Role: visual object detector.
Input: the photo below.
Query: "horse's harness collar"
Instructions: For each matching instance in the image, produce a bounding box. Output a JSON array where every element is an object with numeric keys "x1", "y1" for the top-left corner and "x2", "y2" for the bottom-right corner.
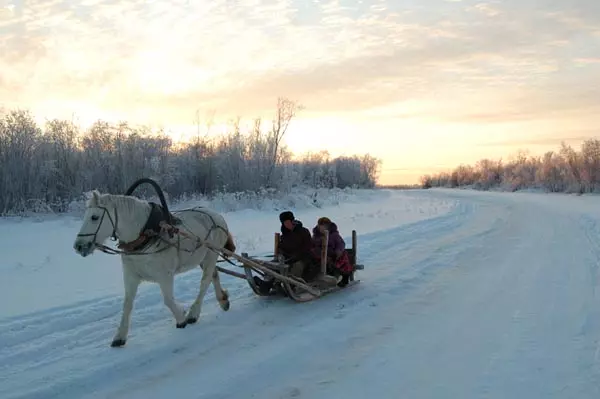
[{"x1": 116, "y1": 202, "x2": 176, "y2": 253}]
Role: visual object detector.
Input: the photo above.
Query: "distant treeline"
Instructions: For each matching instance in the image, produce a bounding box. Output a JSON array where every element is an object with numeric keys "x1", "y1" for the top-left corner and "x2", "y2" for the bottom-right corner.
[
  {"x1": 420, "y1": 138, "x2": 600, "y2": 194},
  {"x1": 377, "y1": 184, "x2": 421, "y2": 189},
  {"x1": 0, "y1": 98, "x2": 381, "y2": 215}
]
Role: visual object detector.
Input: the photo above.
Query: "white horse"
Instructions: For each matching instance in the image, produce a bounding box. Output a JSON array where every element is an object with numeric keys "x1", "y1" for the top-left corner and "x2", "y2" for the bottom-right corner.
[{"x1": 73, "y1": 190, "x2": 236, "y2": 347}]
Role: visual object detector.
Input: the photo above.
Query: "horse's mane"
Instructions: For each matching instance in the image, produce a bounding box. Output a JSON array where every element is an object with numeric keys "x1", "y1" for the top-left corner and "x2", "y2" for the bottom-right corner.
[{"x1": 88, "y1": 191, "x2": 148, "y2": 208}]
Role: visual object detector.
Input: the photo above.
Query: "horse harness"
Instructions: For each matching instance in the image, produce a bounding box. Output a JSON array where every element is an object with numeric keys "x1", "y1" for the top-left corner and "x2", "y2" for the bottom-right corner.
[
  {"x1": 116, "y1": 202, "x2": 181, "y2": 253},
  {"x1": 88, "y1": 203, "x2": 230, "y2": 258}
]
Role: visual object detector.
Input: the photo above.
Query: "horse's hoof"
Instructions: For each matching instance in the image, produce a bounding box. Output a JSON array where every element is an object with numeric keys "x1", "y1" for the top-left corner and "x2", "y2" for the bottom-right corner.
[
  {"x1": 220, "y1": 301, "x2": 230, "y2": 311},
  {"x1": 111, "y1": 339, "x2": 126, "y2": 347},
  {"x1": 186, "y1": 317, "x2": 198, "y2": 324},
  {"x1": 176, "y1": 321, "x2": 187, "y2": 328}
]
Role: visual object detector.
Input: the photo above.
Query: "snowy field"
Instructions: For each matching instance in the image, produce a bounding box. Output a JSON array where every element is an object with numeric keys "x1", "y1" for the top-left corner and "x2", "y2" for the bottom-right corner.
[{"x1": 1, "y1": 188, "x2": 600, "y2": 398}]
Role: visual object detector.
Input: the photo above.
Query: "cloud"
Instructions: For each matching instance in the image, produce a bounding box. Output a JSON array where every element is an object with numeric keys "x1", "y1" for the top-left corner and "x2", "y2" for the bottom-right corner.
[
  {"x1": 468, "y1": 2, "x2": 502, "y2": 17},
  {"x1": 0, "y1": 0, "x2": 598, "y2": 125},
  {"x1": 128, "y1": 0, "x2": 600, "y2": 119}
]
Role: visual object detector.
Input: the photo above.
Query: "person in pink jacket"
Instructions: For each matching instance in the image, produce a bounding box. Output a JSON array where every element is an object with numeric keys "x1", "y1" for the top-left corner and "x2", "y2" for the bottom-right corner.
[{"x1": 311, "y1": 217, "x2": 353, "y2": 287}]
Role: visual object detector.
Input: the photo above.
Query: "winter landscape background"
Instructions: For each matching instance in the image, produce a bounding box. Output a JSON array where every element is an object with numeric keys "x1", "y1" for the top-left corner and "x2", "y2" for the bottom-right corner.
[
  {"x1": 2, "y1": 99, "x2": 600, "y2": 218},
  {"x1": 3, "y1": 0, "x2": 600, "y2": 397},
  {"x1": 0, "y1": 98, "x2": 380, "y2": 216}
]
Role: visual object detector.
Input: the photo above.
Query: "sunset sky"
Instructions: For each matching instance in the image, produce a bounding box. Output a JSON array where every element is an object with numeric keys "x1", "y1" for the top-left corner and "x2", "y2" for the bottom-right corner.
[{"x1": 1, "y1": 0, "x2": 599, "y2": 184}]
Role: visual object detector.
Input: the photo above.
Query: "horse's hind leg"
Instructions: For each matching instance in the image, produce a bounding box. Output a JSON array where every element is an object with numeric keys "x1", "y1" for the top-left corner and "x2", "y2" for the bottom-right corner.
[
  {"x1": 186, "y1": 250, "x2": 220, "y2": 324},
  {"x1": 212, "y1": 267, "x2": 230, "y2": 311}
]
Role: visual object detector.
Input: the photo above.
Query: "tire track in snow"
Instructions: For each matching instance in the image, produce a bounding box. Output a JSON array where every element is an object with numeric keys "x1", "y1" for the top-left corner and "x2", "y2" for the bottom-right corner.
[
  {"x1": 0, "y1": 194, "x2": 473, "y2": 398},
  {"x1": 0, "y1": 196, "x2": 467, "y2": 399},
  {"x1": 576, "y1": 214, "x2": 600, "y2": 370},
  {"x1": 337, "y1": 197, "x2": 507, "y2": 307},
  {"x1": 0, "y1": 264, "x2": 267, "y2": 399},
  {"x1": 0, "y1": 198, "x2": 464, "y2": 352},
  {"x1": 0, "y1": 194, "x2": 458, "y2": 347},
  {"x1": 106, "y1": 193, "x2": 511, "y2": 399},
  {"x1": 270, "y1": 195, "x2": 600, "y2": 399}
]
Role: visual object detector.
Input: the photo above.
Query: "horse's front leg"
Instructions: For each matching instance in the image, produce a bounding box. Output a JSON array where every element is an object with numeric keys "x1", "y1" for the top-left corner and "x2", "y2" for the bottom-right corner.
[
  {"x1": 157, "y1": 274, "x2": 188, "y2": 328},
  {"x1": 186, "y1": 250, "x2": 220, "y2": 324},
  {"x1": 112, "y1": 266, "x2": 141, "y2": 347}
]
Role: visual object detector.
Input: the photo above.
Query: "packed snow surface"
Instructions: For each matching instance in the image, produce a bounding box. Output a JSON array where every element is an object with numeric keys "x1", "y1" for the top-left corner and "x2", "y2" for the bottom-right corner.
[{"x1": 1, "y1": 188, "x2": 600, "y2": 398}]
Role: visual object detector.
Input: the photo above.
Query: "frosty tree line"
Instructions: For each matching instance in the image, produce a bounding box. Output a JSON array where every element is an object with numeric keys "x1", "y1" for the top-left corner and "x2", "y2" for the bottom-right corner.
[
  {"x1": 420, "y1": 139, "x2": 600, "y2": 194},
  {"x1": 0, "y1": 98, "x2": 381, "y2": 215}
]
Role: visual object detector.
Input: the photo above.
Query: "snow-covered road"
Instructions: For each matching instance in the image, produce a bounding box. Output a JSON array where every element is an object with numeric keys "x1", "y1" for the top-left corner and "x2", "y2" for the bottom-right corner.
[{"x1": 2, "y1": 189, "x2": 600, "y2": 398}]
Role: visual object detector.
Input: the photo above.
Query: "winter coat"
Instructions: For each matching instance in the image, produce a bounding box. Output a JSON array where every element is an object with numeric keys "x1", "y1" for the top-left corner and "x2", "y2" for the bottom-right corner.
[
  {"x1": 311, "y1": 222, "x2": 353, "y2": 274},
  {"x1": 278, "y1": 220, "x2": 313, "y2": 263},
  {"x1": 311, "y1": 222, "x2": 345, "y2": 259}
]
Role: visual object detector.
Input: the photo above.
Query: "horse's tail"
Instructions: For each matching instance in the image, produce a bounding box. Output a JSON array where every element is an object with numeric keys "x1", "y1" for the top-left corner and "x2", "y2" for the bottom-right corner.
[{"x1": 224, "y1": 230, "x2": 236, "y2": 253}]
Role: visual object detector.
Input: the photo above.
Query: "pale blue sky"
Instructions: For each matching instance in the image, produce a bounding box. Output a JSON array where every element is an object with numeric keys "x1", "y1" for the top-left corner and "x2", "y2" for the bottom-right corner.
[{"x1": 1, "y1": 0, "x2": 599, "y2": 183}]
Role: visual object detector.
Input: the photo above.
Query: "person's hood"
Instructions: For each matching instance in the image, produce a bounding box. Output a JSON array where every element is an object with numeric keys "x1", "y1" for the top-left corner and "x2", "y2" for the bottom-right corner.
[{"x1": 312, "y1": 222, "x2": 339, "y2": 236}]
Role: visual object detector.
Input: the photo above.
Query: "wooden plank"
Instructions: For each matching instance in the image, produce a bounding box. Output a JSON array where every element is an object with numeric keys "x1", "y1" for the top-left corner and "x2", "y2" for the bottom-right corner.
[
  {"x1": 244, "y1": 257, "x2": 289, "y2": 271},
  {"x1": 274, "y1": 232, "x2": 280, "y2": 257},
  {"x1": 321, "y1": 229, "x2": 329, "y2": 275},
  {"x1": 352, "y1": 229, "x2": 357, "y2": 265},
  {"x1": 216, "y1": 266, "x2": 247, "y2": 279},
  {"x1": 207, "y1": 242, "x2": 322, "y2": 297}
]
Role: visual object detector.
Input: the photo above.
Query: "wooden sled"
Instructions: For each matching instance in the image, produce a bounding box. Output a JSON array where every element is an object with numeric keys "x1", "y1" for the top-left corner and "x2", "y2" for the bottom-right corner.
[{"x1": 216, "y1": 229, "x2": 364, "y2": 302}]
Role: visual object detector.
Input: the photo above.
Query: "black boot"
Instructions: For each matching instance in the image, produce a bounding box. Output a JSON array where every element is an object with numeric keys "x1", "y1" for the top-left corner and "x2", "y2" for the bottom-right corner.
[
  {"x1": 254, "y1": 276, "x2": 274, "y2": 294},
  {"x1": 337, "y1": 273, "x2": 350, "y2": 287}
]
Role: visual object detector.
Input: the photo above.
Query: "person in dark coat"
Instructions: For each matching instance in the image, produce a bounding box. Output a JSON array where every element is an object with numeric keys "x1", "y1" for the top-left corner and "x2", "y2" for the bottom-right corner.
[
  {"x1": 253, "y1": 211, "x2": 317, "y2": 294},
  {"x1": 277, "y1": 210, "x2": 313, "y2": 265},
  {"x1": 311, "y1": 216, "x2": 353, "y2": 287}
]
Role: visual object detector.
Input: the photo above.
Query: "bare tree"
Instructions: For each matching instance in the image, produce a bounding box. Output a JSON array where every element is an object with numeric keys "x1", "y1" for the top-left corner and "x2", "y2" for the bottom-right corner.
[
  {"x1": 265, "y1": 97, "x2": 303, "y2": 187},
  {"x1": 536, "y1": 151, "x2": 568, "y2": 192},
  {"x1": 579, "y1": 139, "x2": 600, "y2": 192}
]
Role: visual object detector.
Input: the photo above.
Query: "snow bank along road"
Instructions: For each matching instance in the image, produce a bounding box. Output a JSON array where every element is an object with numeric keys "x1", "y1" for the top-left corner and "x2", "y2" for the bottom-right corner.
[{"x1": 1, "y1": 188, "x2": 600, "y2": 398}]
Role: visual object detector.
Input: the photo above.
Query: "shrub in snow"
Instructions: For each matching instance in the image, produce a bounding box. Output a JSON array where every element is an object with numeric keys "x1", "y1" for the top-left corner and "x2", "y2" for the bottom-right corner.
[{"x1": 420, "y1": 140, "x2": 600, "y2": 195}]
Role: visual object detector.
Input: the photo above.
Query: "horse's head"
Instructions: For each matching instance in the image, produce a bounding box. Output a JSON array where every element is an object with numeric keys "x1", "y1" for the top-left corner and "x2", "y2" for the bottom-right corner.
[{"x1": 73, "y1": 190, "x2": 119, "y2": 257}]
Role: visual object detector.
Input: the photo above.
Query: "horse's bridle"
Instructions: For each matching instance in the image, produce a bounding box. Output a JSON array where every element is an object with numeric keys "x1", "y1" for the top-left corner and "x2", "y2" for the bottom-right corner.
[{"x1": 76, "y1": 205, "x2": 119, "y2": 247}]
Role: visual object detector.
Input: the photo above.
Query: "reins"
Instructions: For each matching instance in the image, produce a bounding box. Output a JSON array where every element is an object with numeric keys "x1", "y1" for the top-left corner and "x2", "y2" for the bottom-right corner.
[
  {"x1": 93, "y1": 209, "x2": 236, "y2": 268},
  {"x1": 95, "y1": 220, "x2": 200, "y2": 256}
]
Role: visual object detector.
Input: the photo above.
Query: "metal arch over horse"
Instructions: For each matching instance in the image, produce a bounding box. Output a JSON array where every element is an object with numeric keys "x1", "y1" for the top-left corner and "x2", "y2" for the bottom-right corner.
[{"x1": 73, "y1": 178, "x2": 237, "y2": 348}]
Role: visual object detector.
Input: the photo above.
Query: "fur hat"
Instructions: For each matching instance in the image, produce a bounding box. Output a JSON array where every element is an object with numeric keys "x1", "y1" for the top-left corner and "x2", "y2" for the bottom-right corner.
[
  {"x1": 317, "y1": 216, "x2": 332, "y2": 225},
  {"x1": 279, "y1": 211, "x2": 295, "y2": 223}
]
